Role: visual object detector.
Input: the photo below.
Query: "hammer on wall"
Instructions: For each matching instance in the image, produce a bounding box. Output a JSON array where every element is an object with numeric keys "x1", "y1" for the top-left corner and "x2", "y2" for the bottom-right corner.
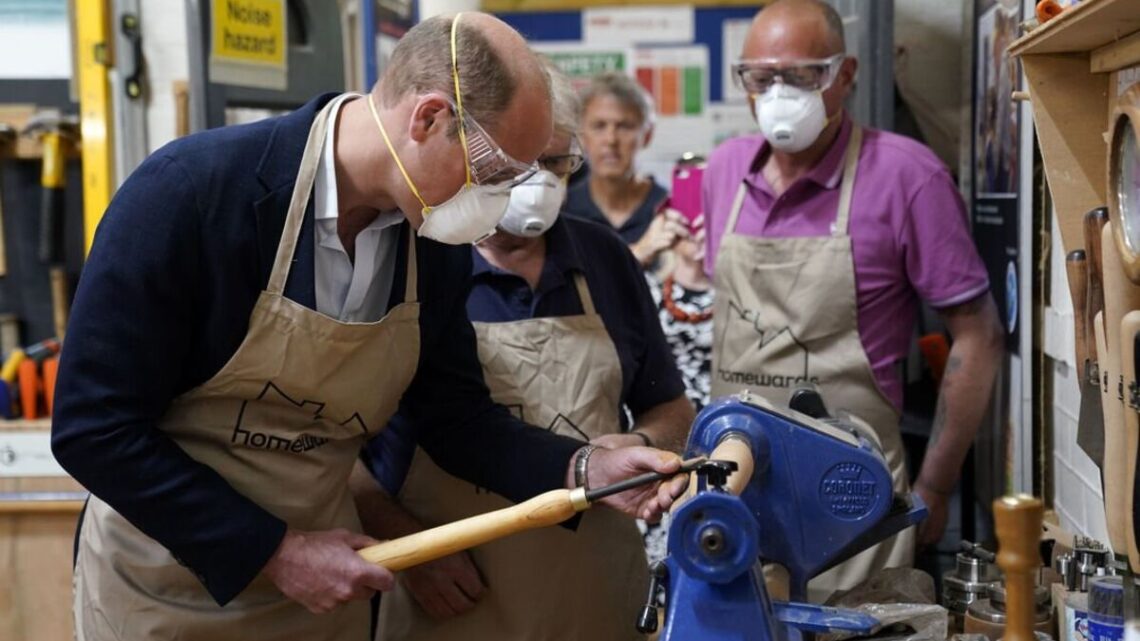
[
  {"x1": 23, "y1": 113, "x2": 78, "y2": 340},
  {"x1": 0, "y1": 123, "x2": 15, "y2": 277}
]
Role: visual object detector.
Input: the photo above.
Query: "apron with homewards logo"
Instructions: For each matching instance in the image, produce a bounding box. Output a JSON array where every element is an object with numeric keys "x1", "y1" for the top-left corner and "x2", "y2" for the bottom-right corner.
[
  {"x1": 378, "y1": 273, "x2": 647, "y2": 641},
  {"x1": 73, "y1": 94, "x2": 422, "y2": 641},
  {"x1": 710, "y1": 126, "x2": 914, "y2": 601}
]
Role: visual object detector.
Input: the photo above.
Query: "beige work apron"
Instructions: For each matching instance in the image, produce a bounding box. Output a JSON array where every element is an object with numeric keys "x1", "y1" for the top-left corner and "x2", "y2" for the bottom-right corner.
[
  {"x1": 377, "y1": 273, "x2": 647, "y2": 641},
  {"x1": 73, "y1": 94, "x2": 422, "y2": 641},
  {"x1": 710, "y1": 126, "x2": 914, "y2": 602}
]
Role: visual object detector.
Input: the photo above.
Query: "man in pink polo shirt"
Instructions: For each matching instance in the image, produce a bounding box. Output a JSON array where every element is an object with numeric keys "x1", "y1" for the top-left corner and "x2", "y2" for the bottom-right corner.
[{"x1": 704, "y1": 0, "x2": 1003, "y2": 599}]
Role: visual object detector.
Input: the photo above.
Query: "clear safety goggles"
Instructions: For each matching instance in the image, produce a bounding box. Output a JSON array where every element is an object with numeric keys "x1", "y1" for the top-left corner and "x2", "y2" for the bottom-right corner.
[
  {"x1": 446, "y1": 96, "x2": 540, "y2": 191},
  {"x1": 537, "y1": 136, "x2": 584, "y2": 178},
  {"x1": 732, "y1": 54, "x2": 846, "y2": 94}
]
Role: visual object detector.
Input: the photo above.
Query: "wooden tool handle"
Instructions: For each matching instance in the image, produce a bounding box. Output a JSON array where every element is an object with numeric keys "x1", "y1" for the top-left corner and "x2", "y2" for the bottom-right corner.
[
  {"x1": 1067, "y1": 250, "x2": 1089, "y2": 368},
  {"x1": 1087, "y1": 208, "x2": 1109, "y2": 332},
  {"x1": 1121, "y1": 311, "x2": 1140, "y2": 571},
  {"x1": 357, "y1": 488, "x2": 586, "y2": 571},
  {"x1": 1095, "y1": 309, "x2": 1127, "y2": 553},
  {"x1": 994, "y1": 494, "x2": 1044, "y2": 641},
  {"x1": 1101, "y1": 222, "x2": 1140, "y2": 554}
]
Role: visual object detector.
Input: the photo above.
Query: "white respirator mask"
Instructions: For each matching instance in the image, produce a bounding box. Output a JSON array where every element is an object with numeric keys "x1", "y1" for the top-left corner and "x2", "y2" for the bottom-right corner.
[
  {"x1": 753, "y1": 83, "x2": 828, "y2": 154},
  {"x1": 497, "y1": 170, "x2": 566, "y2": 238},
  {"x1": 416, "y1": 184, "x2": 511, "y2": 245}
]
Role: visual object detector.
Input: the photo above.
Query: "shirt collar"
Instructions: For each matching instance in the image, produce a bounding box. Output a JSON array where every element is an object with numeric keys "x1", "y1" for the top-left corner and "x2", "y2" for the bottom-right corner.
[
  {"x1": 744, "y1": 113, "x2": 853, "y2": 192},
  {"x1": 314, "y1": 98, "x2": 403, "y2": 247},
  {"x1": 471, "y1": 217, "x2": 584, "y2": 282}
]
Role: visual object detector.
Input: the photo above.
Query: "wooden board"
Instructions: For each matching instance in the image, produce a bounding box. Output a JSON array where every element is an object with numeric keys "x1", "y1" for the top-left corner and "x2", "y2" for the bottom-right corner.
[
  {"x1": 1023, "y1": 54, "x2": 1110, "y2": 256},
  {"x1": 1093, "y1": 30, "x2": 1140, "y2": 73},
  {"x1": 0, "y1": 418, "x2": 83, "y2": 641},
  {"x1": 1120, "y1": 310, "x2": 1140, "y2": 570},
  {"x1": 1009, "y1": 0, "x2": 1140, "y2": 58}
]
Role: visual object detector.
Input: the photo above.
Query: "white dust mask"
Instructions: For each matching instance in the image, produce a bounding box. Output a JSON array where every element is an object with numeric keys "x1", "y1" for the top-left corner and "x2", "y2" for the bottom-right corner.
[
  {"x1": 366, "y1": 93, "x2": 509, "y2": 245},
  {"x1": 498, "y1": 170, "x2": 565, "y2": 237},
  {"x1": 416, "y1": 184, "x2": 510, "y2": 245},
  {"x1": 754, "y1": 83, "x2": 828, "y2": 153}
]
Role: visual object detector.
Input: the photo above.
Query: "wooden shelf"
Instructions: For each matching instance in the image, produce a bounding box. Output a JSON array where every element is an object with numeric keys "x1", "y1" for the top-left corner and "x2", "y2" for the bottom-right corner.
[{"x1": 1010, "y1": 0, "x2": 1140, "y2": 58}]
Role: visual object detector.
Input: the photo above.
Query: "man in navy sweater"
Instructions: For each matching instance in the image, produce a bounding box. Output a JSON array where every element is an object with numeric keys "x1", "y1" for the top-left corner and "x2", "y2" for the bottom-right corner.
[{"x1": 52, "y1": 12, "x2": 685, "y2": 641}]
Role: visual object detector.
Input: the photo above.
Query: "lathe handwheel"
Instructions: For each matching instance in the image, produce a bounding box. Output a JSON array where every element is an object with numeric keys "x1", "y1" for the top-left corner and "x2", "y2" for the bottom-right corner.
[{"x1": 668, "y1": 492, "x2": 758, "y2": 584}]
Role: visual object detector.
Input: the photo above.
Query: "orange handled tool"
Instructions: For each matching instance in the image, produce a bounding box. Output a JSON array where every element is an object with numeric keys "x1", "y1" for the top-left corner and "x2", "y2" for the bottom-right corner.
[
  {"x1": 17, "y1": 358, "x2": 39, "y2": 419},
  {"x1": 42, "y1": 356, "x2": 58, "y2": 415}
]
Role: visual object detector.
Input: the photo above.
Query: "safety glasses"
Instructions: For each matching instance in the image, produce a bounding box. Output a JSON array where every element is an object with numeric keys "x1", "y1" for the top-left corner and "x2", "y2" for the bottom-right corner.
[
  {"x1": 444, "y1": 97, "x2": 539, "y2": 191},
  {"x1": 732, "y1": 54, "x2": 846, "y2": 94},
  {"x1": 446, "y1": 14, "x2": 537, "y2": 192},
  {"x1": 538, "y1": 137, "x2": 584, "y2": 178}
]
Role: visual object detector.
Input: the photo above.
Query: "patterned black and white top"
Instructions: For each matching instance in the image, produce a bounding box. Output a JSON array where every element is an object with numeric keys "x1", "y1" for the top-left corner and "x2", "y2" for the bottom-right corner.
[
  {"x1": 645, "y1": 272, "x2": 714, "y2": 411},
  {"x1": 640, "y1": 272, "x2": 714, "y2": 565}
]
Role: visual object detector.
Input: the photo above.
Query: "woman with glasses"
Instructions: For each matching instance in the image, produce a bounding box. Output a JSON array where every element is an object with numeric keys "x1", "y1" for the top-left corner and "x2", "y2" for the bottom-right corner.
[
  {"x1": 360, "y1": 60, "x2": 694, "y2": 641},
  {"x1": 565, "y1": 72, "x2": 691, "y2": 269}
]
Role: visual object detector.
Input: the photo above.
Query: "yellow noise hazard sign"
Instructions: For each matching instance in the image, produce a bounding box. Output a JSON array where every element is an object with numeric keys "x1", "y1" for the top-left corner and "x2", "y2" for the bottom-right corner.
[{"x1": 212, "y1": 0, "x2": 285, "y2": 67}]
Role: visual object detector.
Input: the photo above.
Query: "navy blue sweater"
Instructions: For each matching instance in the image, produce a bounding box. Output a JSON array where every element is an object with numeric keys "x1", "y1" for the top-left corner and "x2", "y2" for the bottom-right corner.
[{"x1": 52, "y1": 94, "x2": 582, "y2": 606}]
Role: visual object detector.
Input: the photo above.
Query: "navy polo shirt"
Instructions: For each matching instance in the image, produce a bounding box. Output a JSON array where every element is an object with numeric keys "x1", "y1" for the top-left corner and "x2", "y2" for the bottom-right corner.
[
  {"x1": 371, "y1": 215, "x2": 686, "y2": 494},
  {"x1": 562, "y1": 176, "x2": 669, "y2": 245}
]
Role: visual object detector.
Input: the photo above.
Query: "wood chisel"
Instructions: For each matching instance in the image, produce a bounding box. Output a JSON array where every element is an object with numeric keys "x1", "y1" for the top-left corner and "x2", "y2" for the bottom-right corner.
[
  {"x1": 1121, "y1": 310, "x2": 1140, "y2": 571},
  {"x1": 359, "y1": 457, "x2": 711, "y2": 572},
  {"x1": 1099, "y1": 220, "x2": 1140, "y2": 556},
  {"x1": 1068, "y1": 249, "x2": 1089, "y2": 384},
  {"x1": 1079, "y1": 208, "x2": 1109, "y2": 468}
]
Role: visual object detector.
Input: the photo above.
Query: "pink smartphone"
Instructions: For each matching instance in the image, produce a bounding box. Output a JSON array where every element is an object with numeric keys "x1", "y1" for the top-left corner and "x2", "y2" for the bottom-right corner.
[{"x1": 671, "y1": 159, "x2": 705, "y2": 229}]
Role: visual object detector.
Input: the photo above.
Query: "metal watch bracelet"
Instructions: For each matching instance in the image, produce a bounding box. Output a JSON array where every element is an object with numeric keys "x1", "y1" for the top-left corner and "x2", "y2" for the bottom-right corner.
[{"x1": 574, "y1": 444, "x2": 599, "y2": 490}]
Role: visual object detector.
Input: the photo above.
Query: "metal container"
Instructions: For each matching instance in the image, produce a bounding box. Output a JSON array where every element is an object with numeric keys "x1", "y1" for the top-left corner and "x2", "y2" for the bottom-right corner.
[
  {"x1": 963, "y1": 582, "x2": 1053, "y2": 641},
  {"x1": 944, "y1": 551, "x2": 1002, "y2": 631}
]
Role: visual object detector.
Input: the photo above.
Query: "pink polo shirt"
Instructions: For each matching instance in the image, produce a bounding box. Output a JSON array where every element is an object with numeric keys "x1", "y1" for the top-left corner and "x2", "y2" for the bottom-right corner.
[{"x1": 702, "y1": 116, "x2": 989, "y2": 410}]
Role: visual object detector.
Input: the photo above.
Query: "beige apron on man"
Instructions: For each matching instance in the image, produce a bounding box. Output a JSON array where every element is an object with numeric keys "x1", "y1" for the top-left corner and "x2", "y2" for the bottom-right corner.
[
  {"x1": 73, "y1": 94, "x2": 422, "y2": 641},
  {"x1": 378, "y1": 273, "x2": 647, "y2": 641},
  {"x1": 710, "y1": 126, "x2": 915, "y2": 602}
]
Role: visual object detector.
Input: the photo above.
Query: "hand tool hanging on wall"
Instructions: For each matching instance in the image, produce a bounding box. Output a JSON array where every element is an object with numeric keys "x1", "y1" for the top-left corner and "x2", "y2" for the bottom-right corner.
[
  {"x1": 23, "y1": 114, "x2": 78, "y2": 341},
  {"x1": 1121, "y1": 310, "x2": 1140, "y2": 572},
  {"x1": 1098, "y1": 220, "x2": 1140, "y2": 558},
  {"x1": 1079, "y1": 208, "x2": 1109, "y2": 468},
  {"x1": 358, "y1": 458, "x2": 708, "y2": 571},
  {"x1": 0, "y1": 123, "x2": 14, "y2": 278},
  {"x1": 1067, "y1": 250, "x2": 1088, "y2": 383}
]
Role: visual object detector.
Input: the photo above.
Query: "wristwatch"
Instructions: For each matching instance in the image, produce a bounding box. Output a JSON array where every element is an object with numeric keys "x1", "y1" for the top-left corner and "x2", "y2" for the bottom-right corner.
[{"x1": 573, "y1": 445, "x2": 599, "y2": 490}]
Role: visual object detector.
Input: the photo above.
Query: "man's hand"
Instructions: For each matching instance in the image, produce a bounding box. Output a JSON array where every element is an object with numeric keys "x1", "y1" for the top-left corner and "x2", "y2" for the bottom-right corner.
[
  {"x1": 400, "y1": 550, "x2": 487, "y2": 619},
  {"x1": 632, "y1": 209, "x2": 689, "y2": 267},
  {"x1": 575, "y1": 446, "x2": 687, "y2": 522},
  {"x1": 914, "y1": 482, "x2": 951, "y2": 547},
  {"x1": 262, "y1": 528, "x2": 394, "y2": 614}
]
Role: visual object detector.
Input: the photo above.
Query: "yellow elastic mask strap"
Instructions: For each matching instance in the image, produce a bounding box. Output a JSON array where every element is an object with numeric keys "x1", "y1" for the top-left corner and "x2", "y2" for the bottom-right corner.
[
  {"x1": 451, "y1": 12, "x2": 473, "y2": 186},
  {"x1": 367, "y1": 93, "x2": 432, "y2": 216}
]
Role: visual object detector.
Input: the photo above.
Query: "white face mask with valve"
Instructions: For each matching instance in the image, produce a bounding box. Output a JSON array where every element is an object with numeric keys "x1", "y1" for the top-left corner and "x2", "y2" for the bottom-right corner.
[
  {"x1": 497, "y1": 170, "x2": 566, "y2": 238},
  {"x1": 753, "y1": 83, "x2": 828, "y2": 154}
]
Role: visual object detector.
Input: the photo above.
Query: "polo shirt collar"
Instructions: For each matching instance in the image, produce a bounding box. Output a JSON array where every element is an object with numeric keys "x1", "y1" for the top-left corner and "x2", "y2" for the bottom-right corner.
[
  {"x1": 471, "y1": 217, "x2": 584, "y2": 284},
  {"x1": 743, "y1": 113, "x2": 853, "y2": 192}
]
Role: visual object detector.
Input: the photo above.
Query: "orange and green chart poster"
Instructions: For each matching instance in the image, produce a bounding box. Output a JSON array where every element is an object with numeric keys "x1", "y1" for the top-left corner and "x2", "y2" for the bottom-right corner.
[{"x1": 632, "y1": 45, "x2": 711, "y2": 163}]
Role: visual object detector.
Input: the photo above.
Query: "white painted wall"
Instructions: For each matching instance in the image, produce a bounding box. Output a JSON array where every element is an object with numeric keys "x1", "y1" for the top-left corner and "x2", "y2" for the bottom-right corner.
[
  {"x1": 894, "y1": 0, "x2": 967, "y2": 169},
  {"x1": 140, "y1": 0, "x2": 191, "y2": 154}
]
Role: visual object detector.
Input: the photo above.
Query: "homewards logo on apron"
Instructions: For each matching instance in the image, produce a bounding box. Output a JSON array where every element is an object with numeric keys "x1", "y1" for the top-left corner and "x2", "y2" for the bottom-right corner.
[
  {"x1": 716, "y1": 298, "x2": 820, "y2": 390},
  {"x1": 501, "y1": 403, "x2": 589, "y2": 441},
  {"x1": 230, "y1": 380, "x2": 370, "y2": 454}
]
